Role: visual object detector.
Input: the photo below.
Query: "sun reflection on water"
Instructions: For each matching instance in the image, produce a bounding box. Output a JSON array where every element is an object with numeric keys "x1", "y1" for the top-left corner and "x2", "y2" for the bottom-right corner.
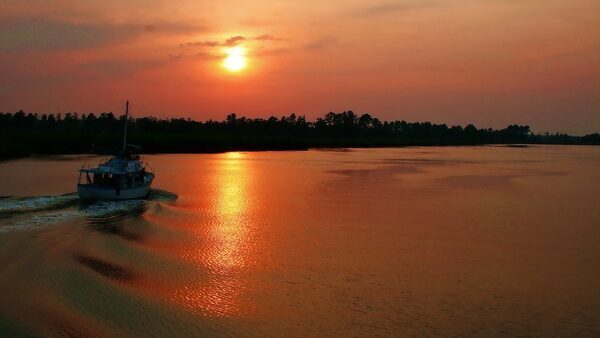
[
  {"x1": 212, "y1": 152, "x2": 251, "y2": 270},
  {"x1": 175, "y1": 151, "x2": 258, "y2": 317}
]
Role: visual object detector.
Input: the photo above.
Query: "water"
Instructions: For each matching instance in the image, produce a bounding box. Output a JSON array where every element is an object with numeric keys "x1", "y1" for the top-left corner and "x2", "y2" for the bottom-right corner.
[{"x1": 0, "y1": 146, "x2": 599, "y2": 336}]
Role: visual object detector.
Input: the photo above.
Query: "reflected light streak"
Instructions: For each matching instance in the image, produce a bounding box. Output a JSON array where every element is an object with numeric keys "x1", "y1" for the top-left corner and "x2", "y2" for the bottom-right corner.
[
  {"x1": 213, "y1": 152, "x2": 249, "y2": 270},
  {"x1": 177, "y1": 151, "x2": 256, "y2": 317}
]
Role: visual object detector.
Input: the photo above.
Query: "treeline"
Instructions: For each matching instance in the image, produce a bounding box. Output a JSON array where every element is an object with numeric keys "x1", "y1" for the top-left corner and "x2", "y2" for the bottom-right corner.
[{"x1": 1, "y1": 110, "x2": 598, "y2": 159}]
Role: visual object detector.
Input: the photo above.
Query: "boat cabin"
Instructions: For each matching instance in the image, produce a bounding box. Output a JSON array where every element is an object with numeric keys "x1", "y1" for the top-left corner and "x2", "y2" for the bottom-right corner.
[{"x1": 78, "y1": 157, "x2": 150, "y2": 193}]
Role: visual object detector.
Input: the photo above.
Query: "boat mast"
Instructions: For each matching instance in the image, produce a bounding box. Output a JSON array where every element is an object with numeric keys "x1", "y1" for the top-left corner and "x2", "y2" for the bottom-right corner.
[{"x1": 122, "y1": 100, "x2": 129, "y2": 153}]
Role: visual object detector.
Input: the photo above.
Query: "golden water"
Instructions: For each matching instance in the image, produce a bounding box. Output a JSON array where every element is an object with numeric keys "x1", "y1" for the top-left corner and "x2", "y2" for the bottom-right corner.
[{"x1": 0, "y1": 146, "x2": 599, "y2": 336}]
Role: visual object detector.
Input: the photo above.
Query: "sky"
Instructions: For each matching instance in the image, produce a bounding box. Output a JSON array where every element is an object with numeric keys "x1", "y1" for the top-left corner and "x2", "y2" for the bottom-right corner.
[{"x1": 0, "y1": 0, "x2": 599, "y2": 134}]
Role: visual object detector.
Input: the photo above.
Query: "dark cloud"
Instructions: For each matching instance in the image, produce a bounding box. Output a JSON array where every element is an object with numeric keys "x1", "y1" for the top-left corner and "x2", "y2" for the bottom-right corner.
[
  {"x1": 182, "y1": 34, "x2": 285, "y2": 48},
  {"x1": 224, "y1": 35, "x2": 246, "y2": 46},
  {"x1": 183, "y1": 40, "x2": 220, "y2": 47},
  {"x1": 195, "y1": 52, "x2": 222, "y2": 60},
  {"x1": 188, "y1": 35, "x2": 245, "y2": 48},
  {"x1": 167, "y1": 51, "x2": 221, "y2": 62},
  {"x1": 254, "y1": 34, "x2": 286, "y2": 41},
  {"x1": 182, "y1": 37, "x2": 239, "y2": 48},
  {"x1": 175, "y1": 34, "x2": 289, "y2": 61}
]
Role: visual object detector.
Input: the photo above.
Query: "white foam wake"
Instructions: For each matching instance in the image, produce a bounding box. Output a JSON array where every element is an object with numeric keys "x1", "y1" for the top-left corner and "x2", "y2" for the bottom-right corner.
[
  {"x1": 0, "y1": 189, "x2": 176, "y2": 233},
  {"x1": 0, "y1": 195, "x2": 78, "y2": 215}
]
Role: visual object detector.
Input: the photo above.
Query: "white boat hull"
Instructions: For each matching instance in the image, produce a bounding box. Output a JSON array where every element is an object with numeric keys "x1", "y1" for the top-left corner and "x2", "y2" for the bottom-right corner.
[{"x1": 78, "y1": 174, "x2": 154, "y2": 201}]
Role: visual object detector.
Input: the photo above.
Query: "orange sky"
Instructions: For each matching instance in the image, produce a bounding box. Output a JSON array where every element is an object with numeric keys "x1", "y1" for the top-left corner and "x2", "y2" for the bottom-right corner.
[{"x1": 0, "y1": 0, "x2": 599, "y2": 134}]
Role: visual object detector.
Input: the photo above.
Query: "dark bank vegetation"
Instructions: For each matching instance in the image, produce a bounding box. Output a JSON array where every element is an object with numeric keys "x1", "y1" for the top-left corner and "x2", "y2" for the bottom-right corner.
[{"x1": 1, "y1": 110, "x2": 598, "y2": 159}]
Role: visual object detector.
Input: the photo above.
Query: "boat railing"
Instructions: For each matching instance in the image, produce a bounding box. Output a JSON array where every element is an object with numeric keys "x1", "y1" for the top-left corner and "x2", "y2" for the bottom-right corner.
[{"x1": 142, "y1": 162, "x2": 154, "y2": 174}]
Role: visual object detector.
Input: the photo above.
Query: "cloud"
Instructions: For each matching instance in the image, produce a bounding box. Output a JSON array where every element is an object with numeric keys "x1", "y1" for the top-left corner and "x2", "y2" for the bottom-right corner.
[
  {"x1": 183, "y1": 40, "x2": 220, "y2": 47},
  {"x1": 167, "y1": 51, "x2": 222, "y2": 62},
  {"x1": 174, "y1": 34, "x2": 289, "y2": 62},
  {"x1": 0, "y1": 18, "x2": 142, "y2": 52},
  {"x1": 182, "y1": 34, "x2": 285, "y2": 48},
  {"x1": 254, "y1": 34, "x2": 286, "y2": 41},
  {"x1": 304, "y1": 37, "x2": 339, "y2": 50},
  {"x1": 182, "y1": 37, "x2": 242, "y2": 48},
  {"x1": 195, "y1": 52, "x2": 222, "y2": 60},
  {"x1": 224, "y1": 35, "x2": 246, "y2": 46}
]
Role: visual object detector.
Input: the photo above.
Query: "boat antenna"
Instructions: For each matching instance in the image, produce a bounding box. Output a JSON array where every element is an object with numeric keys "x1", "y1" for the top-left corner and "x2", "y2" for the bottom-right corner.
[{"x1": 122, "y1": 100, "x2": 129, "y2": 153}]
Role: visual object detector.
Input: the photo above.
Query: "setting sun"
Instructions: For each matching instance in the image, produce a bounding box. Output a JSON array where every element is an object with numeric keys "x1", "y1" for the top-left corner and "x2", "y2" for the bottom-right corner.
[{"x1": 223, "y1": 47, "x2": 247, "y2": 72}]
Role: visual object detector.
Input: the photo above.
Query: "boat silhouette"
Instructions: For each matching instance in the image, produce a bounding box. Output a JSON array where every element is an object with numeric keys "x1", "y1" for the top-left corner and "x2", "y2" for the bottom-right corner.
[{"x1": 77, "y1": 101, "x2": 154, "y2": 200}]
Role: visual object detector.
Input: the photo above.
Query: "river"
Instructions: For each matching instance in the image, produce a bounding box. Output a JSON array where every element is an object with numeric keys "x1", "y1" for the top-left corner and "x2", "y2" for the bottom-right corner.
[{"x1": 0, "y1": 146, "x2": 599, "y2": 336}]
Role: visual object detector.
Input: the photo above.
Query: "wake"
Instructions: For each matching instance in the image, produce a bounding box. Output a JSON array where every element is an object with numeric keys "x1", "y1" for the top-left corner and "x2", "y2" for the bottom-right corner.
[{"x1": 0, "y1": 189, "x2": 177, "y2": 233}]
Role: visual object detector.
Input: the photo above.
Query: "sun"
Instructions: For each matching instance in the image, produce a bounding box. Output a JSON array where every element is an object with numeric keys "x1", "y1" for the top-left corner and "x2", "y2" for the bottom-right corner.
[{"x1": 223, "y1": 47, "x2": 247, "y2": 72}]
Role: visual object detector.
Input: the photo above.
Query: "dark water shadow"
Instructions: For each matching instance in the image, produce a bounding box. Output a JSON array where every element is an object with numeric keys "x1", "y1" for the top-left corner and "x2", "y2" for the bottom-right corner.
[
  {"x1": 322, "y1": 165, "x2": 424, "y2": 200},
  {"x1": 75, "y1": 254, "x2": 136, "y2": 282},
  {"x1": 513, "y1": 168, "x2": 567, "y2": 177},
  {"x1": 328, "y1": 164, "x2": 422, "y2": 177},
  {"x1": 436, "y1": 174, "x2": 518, "y2": 189},
  {"x1": 88, "y1": 221, "x2": 148, "y2": 243},
  {"x1": 435, "y1": 168, "x2": 566, "y2": 190},
  {"x1": 382, "y1": 158, "x2": 476, "y2": 165}
]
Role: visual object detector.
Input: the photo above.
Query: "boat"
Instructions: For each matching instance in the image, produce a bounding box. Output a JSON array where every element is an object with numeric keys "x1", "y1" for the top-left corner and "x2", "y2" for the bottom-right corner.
[{"x1": 77, "y1": 101, "x2": 155, "y2": 200}]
